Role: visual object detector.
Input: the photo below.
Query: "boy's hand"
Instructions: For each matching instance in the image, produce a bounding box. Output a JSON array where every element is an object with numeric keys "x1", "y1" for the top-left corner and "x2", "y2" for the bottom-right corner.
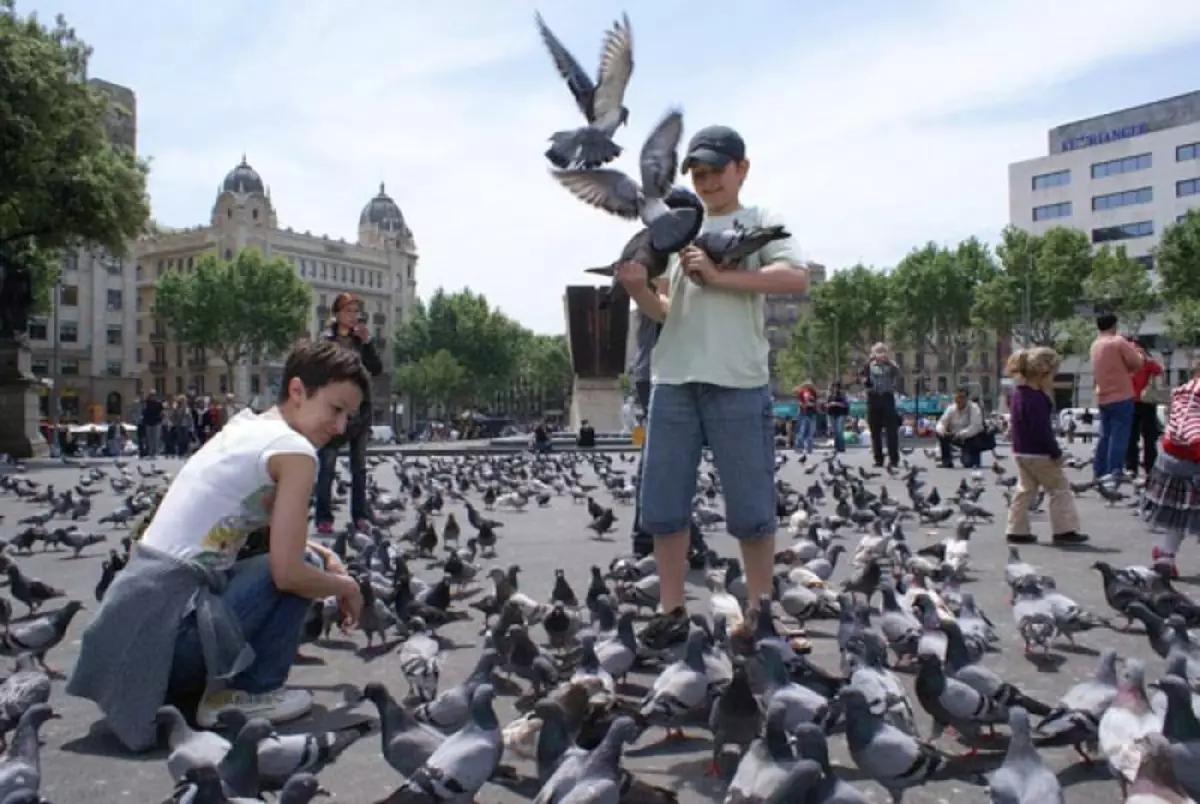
[
  {"x1": 681, "y1": 246, "x2": 720, "y2": 285},
  {"x1": 616, "y1": 260, "x2": 648, "y2": 292},
  {"x1": 337, "y1": 576, "x2": 363, "y2": 629}
]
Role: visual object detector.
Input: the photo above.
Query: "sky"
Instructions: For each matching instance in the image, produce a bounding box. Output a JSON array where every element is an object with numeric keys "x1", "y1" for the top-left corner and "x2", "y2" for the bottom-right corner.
[{"x1": 19, "y1": 0, "x2": 1200, "y2": 334}]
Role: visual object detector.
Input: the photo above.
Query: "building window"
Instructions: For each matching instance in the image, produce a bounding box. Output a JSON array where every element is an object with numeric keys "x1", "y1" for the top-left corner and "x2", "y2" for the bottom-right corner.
[
  {"x1": 60, "y1": 284, "x2": 79, "y2": 306},
  {"x1": 155, "y1": 378, "x2": 166, "y2": 397},
  {"x1": 1137, "y1": 255, "x2": 1155, "y2": 271},
  {"x1": 1092, "y1": 220, "x2": 1154, "y2": 243},
  {"x1": 1032, "y1": 201, "x2": 1072, "y2": 221},
  {"x1": 175, "y1": 376, "x2": 184, "y2": 395},
  {"x1": 1178, "y1": 178, "x2": 1200, "y2": 198},
  {"x1": 1031, "y1": 170, "x2": 1070, "y2": 190},
  {"x1": 106, "y1": 289, "x2": 123, "y2": 310},
  {"x1": 106, "y1": 326, "x2": 122, "y2": 346},
  {"x1": 1092, "y1": 186, "x2": 1153, "y2": 211},
  {"x1": 1091, "y1": 152, "x2": 1152, "y2": 179},
  {"x1": 31, "y1": 359, "x2": 48, "y2": 376},
  {"x1": 106, "y1": 257, "x2": 122, "y2": 275},
  {"x1": 106, "y1": 360, "x2": 122, "y2": 377},
  {"x1": 28, "y1": 318, "x2": 47, "y2": 340},
  {"x1": 136, "y1": 347, "x2": 142, "y2": 362},
  {"x1": 59, "y1": 322, "x2": 78, "y2": 342},
  {"x1": 224, "y1": 248, "x2": 233, "y2": 260},
  {"x1": 1178, "y1": 142, "x2": 1200, "y2": 162},
  {"x1": 250, "y1": 375, "x2": 261, "y2": 395},
  {"x1": 61, "y1": 360, "x2": 79, "y2": 376}
]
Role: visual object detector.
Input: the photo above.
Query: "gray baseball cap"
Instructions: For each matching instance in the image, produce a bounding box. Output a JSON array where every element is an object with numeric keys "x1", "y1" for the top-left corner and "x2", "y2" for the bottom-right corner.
[{"x1": 681, "y1": 125, "x2": 746, "y2": 173}]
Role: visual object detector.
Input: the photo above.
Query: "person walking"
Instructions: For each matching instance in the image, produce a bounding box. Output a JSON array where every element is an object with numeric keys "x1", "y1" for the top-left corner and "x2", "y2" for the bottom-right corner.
[
  {"x1": 792, "y1": 380, "x2": 818, "y2": 453},
  {"x1": 1125, "y1": 337, "x2": 1164, "y2": 478},
  {"x1": 141, "y1": 390, "x2": 164, "y2": 459},
  {"x1": 314, "y1": 293, "x2": 383, "y2": 533},
  {"x1": 1004, "y1": 347, "x2": 1088, "y2": 546},
  {"x1": 826, "y1": 381, "x2": 849, "y2": 453},
  {"x1": 1143, "y1": 361, "x2": 1200, "y2": 578},
  {"x1": 168, "y1": 396, "x2": 195, "y2": 457},
  {"x1": 1089, "y1": 313, "x2": 1143, "y2": 479},
  {"x1": 861, "y1": 343, "x2": 902, "y2": 468}
]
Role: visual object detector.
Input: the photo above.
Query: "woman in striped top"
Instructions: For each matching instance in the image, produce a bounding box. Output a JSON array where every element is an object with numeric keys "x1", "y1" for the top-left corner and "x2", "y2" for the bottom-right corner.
[{"x1": 1143, "y1": 369, "x2": 1200, "y2": 577}]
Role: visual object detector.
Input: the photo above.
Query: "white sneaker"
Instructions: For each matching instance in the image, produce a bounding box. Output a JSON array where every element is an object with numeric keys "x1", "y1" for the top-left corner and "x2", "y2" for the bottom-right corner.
[{"x1": 195, "y1": 688, "x2": 313, "y2": 728}]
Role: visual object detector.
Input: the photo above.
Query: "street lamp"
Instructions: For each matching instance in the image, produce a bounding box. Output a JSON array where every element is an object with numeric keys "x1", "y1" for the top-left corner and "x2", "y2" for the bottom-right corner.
[
  {"x1": 1161, "y1": 339, "x2": 1175, "y2": 391},
  {"x1": 831, "y1": 312, "x2": 841, "y2": 382}
]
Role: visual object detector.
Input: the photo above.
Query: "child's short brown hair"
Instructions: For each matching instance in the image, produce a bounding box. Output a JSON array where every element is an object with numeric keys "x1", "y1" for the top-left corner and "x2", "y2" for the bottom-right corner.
[
  {"x1": 1006, "y1": 346, "x2": 1060, "y2": 382},
  {"x1": 277, "y1": 339, "x2": 370, "y2": 403}
]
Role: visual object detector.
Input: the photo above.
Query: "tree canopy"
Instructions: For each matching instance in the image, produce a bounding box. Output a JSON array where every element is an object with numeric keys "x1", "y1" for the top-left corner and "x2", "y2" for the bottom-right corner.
[
  {"x1": 154, "y1": 248, "x2": 312, "y2": 373},
  {"x1": 0, "y1": 0, "x2": 149, "y2": 313},
  {"x1": 1082, "y1": 245, "x2": 1156, "y2": 334},
  {"x1": 393, "y1": 288, "x2": 571, "y2": 416}
]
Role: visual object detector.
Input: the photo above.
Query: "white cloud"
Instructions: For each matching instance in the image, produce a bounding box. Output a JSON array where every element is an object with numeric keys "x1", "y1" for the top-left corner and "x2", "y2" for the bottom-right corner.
[{"x1": 38, "y1": 0, "x2": 1200, "y2": 332}]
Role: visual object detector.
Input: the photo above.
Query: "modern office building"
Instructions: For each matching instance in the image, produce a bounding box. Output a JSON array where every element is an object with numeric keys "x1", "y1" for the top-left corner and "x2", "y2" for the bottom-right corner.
[
  {"x1": 134, "y1": 159, "x2": 419, "y2": 422},
  {"x1": 26, "y1": 79, "x2": 141, "y2": 424},
  {"x1": 1009, "y1": 90, "x2": 1200, "y2": 405}
]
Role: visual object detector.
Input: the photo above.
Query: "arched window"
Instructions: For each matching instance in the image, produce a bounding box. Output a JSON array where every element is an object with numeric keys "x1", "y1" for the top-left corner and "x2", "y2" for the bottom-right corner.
[{"x1": 106, "y1": 392, "x2": 123, "y2": 416}]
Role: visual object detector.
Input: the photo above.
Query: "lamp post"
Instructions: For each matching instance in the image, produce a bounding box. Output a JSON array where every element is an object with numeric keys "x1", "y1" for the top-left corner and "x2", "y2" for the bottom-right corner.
[
  {"x1": 831, "y1": 312, "x2": 840, "y2": 382},
  {"x1": 1161, "y1": 340, "x2": 1175, "y2": 391}
]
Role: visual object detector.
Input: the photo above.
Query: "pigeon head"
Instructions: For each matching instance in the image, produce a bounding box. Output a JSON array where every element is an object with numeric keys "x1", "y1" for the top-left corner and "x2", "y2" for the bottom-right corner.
[
  {"x1": 214, "y1": 707, "x2": 248, "y2": 735},
  {"x1": 1150, "y1": 673, "x2": 1192, "y2": 703},
  {"x1": 361, "y1": 682, "x2": 390, "y2": 707},
  {"x1": 607, "y1": 716, "x2": 638, "y2": 744},
  {"x1": 283, "y1": 773, "x2": 329, "y2": 800},
  {"x1": 792, "y1": 722, "x2": 831, "y2": 770}
]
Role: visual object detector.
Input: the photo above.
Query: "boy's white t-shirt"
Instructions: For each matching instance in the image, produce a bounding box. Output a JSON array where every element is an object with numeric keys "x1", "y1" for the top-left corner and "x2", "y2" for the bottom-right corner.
[{"x1": 141, "y1": 409, "x2": 317, "y2": 570}]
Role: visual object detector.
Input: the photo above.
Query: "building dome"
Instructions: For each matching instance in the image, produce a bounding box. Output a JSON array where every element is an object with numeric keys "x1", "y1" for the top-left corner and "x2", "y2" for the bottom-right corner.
[
  {"x1": 359, "y1": 182, "x2": 406, "y2": 232},
  {"x1": 222, "y1": 156, "x2": 265, "y2": 195}
]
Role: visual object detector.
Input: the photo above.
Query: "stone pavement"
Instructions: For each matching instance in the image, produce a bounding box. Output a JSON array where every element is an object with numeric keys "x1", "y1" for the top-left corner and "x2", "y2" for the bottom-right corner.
[{"x1": 1, "y1": 444, "x2": 1163, "y2": 802}]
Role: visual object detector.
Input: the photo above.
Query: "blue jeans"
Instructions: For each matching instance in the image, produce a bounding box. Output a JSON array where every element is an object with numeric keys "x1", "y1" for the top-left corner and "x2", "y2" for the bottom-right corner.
[
  {"x1": 793, "y1": 414, "x2": 815, "y2": 452},
  {"x1": 315, "y1": 429, "x2": 369, "y2": 524},
  {"x1": 639, "y1": 383, "x2": 776, "y2": 540},
  {"x1": 1095, "y1": 399, "x2": 1135, "y2": 479},
  {"x1": 169, "y1": 553, "x2": 314, "y2": 696},
  {"x1": 830, "y1": 415, "x2": 846, "y2": 452}
]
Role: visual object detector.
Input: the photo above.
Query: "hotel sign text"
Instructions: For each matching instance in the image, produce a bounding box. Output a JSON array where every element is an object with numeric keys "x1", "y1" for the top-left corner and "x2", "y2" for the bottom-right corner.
[{"x1": 1060, "y1": 122, "x2": 1148, "y2": 152}]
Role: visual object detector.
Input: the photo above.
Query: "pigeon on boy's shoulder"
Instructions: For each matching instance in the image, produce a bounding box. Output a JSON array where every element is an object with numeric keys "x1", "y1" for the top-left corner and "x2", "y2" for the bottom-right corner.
[{"x1": 694, "y1": 220, "x2": 792, "y2": 268}]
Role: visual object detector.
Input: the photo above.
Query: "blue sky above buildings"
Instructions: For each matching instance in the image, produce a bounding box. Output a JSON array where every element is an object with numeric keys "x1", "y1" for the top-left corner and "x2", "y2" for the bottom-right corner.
[{"x1": 20, "y1": 0, "x2": 1200, "y2": 332}]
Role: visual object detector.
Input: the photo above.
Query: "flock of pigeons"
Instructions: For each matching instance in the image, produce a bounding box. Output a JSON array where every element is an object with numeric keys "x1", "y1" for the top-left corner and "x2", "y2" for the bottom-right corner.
[
  {"x1": 0, "y1": 433, "x2": 1194, "y2": 802},
  {"x1": 533, "y1": 11, "x2": 793, "y2": 307}
]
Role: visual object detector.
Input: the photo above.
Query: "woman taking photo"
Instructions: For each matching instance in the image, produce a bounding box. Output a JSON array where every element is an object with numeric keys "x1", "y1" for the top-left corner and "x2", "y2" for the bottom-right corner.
[{"x1": 314, "y1": 294, "x2": 383, "y2": 533}]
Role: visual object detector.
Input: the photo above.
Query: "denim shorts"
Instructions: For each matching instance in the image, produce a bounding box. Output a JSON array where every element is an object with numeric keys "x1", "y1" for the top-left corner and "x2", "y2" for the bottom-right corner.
[{"x1": 639, "y1": 383, "x2": 776, "y2": 540}]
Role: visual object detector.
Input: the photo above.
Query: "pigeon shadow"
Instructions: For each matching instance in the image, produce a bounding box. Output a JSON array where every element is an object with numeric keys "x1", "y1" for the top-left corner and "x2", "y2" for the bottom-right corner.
[
  {"x1": 358, "y1": 638, "x2": 404, "y2": 661},
  {"x1": 1058, "y1": 642, "x2": 1100, "y2": 657},
  {"x1": 617, "y1": 680, "x2": 651, "y2": 698},
  {"x1": 486, "y1": 771, "x2": 543, "y2": 799},
  {"x1": 626, "y1": 733, "x2": 709, "y2": 759},
  {"x1": 60, "y1": 719, "x2": 165, "y2": 761},
  {"x1": 315, "y1": 637, "x2": 358, "y2": 652},
  {"x1": 1056, "y1": 757, "x2": 1110, "y2": 788},
  {"x1": 292, "y1": 651, "x2": 326, "y2": 666},
  {"x1": 662, "y1": 756, "x2": 725, "y2": 798},
  {"x1": 1047, "y1": 543, "x2": 1121, "y2": 555},
  {"x1": 1023, "y1": 651, "x2": 1067, "y2": 672}
]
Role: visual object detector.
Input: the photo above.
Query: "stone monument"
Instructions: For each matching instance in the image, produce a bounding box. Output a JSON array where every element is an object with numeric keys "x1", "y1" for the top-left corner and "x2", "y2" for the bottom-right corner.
[
  {"x1": 564, "y1": 285, "x2": 629, "y2": 434},
  {"x1": 0, "y1": 255, "x2": 49, "y2": 458}
]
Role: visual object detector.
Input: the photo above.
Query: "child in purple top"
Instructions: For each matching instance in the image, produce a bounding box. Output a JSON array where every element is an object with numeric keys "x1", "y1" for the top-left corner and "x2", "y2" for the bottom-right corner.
[{"x1": 1005, "y1": 347, "x2": 1088, "y2": 546}]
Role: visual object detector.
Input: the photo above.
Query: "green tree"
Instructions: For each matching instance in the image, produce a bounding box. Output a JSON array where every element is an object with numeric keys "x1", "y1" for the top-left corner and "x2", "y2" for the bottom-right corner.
[
  {"x1": 154, "y1": 249, "x2": 312, "y2": 388},
  {"x1": 0, "y1": 1, "x2": 149, "y2": 315},
  {"x1": 1157, "y1": 209, "x2": 1200, "y2": 302},
  {"x1": 392, "y1": 288, "x2": 522, "y2": 400},
  {"x1": 806, "y1": 264, "x2": 894, "y2": 362},
  {"x1": 1165, "y1": 298, "x2": 1200, "y2": 373},
  {"x1": 518, "y1": 333, "x2": 572, "y2": 403},
  {"x1": 395, "y1": 350, "x2": 469, "y2": 412},
  {"x1": 1082, "y1": 245, "x2": 1157, "y2": 334},
  {"x1": 775, "y1": 312, "x2": 847, "y2": 388},
  {"x1": 973, "y1": 225, "x2": 1093, "y2": 346}
]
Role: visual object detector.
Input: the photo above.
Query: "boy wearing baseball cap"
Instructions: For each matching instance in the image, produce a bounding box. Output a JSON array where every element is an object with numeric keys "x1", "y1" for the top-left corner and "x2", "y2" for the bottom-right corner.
[{"x1": 617, "y1": 125, "x2": 808, "y2": 649}]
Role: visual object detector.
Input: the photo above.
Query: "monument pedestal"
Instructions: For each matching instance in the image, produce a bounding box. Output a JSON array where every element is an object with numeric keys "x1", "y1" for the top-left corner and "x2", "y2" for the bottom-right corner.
[
  {"x1": 0, "y1": 341, "x2": 48, "y2": 458},
  {"x1": 570, "y1": 376, "x2": 624, "y2": 433}
]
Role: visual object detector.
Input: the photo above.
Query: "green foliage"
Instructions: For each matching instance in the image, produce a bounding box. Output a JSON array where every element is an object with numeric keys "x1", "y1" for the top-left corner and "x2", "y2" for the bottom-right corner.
[
  {"x1": 1165, "y1": 299, "x2": 1200, "y2": 366},
  {"x1": 1053, "y1": 317, "x2": 1097, "y2": 360},
  {"x1": 154, "y1": 248, "x2": 312, "y2": 369},
  {"x1": 517, "y1": 333, "x2": 572, "y2": 397},
  {"x1": 392, "y1": 289, "x2": 522, "y2": 398},
  {"x1": 973, "y1": 226, "x2": 1092, "y2": 345},
  {"x1": 807, "y1": 264, "x2": 894, "y2": 356},
  {"x1": 775, "y1": 312, "x2": 849, "y2": 388},
  {"x1": 1157, "y1": 210, "x2": 1200, "y2": 302},
  {"x1": 395, "y1": 350, "x2": 469, "y2": 409},
  {"x1": 0, "y1": 1, "x2": 150, "y2": 314},
  {"x1": 1082, "y1": 245, "x2": 1157, "y2": 334}
]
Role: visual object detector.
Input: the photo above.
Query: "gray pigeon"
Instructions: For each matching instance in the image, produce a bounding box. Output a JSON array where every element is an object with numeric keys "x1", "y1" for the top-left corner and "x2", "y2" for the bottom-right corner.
[
  {"x1": 1098, "y1": 658, "x2": 1164, "y2": 792},
  {"x1": 839, "y1": 686, "x2": 948, "y2": 801},
  {"x1": 157, "y1": 705, "x2": 231, "y2": 783},
  {"x1": 214, "y1": 707, "x2": 371, "y2": 791},
  {"x1": 0, "y1": 655, "x2": 50, "y2": 752},
  {"x1": 708, "y1": 659, "x2": 763, "y2": 776},
  {"x1": 1033, "y1": 648, "x2": 1120, "y2": 761},
  {"x1": 533, "y1": 716, "x2": 637, "y2": 804},
  {"x1": 792, "y1": 723, "x2": 872, "y2": 804},
  {"x1": 387, "y1": 684, "x2": 503, "y2": 802},
  {"x1": 725, "y1": 701, "x2": 823, "y2": 804},
  {"x1": 413, "y1": 649, "x2": 498, "y2": 733},
  {"x1": 637, "y1": 627, "x2": 710, "y2": 740},
  {"x1": 553, "y1": 109, "x2": 700, "y2": 254},
  {"x1": 397, "y1": 617, "x2": 442, "y2": 703},
  {"x1": 0, "y1": 704, "x2": 58, "y2": 803},
  {"x1": 1129, "y1": 732, "x2": 1194, "y2": 803},
  {"x1": 1149, "y1": 673, "x2": 1200, "y2": 799},
  {"x1": 361, "y1": 681, "x2": 445, "y2": 777},
  {"x1": 217, "y1": 717, "x2": 274, "y2": 800},
  {"x1": 693, "y1": 220, "x2": 793, "y2": 269},
  {"x1": 536, "y1": 11, "x2": 633, "y2": 169},
  {"x1": 278, "y1": 773, "x2": 330, "y2": 804},
  {"x1": 986, "y1": 707, "x2": 1064, "y2": 804}
]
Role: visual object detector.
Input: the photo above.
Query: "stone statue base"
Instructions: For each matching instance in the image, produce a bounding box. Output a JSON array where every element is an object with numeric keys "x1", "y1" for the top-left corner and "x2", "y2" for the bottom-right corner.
[
  {"x1": 569, "y1": 376, "x2": 625, "y2": 434},
  {"x1": 0, "y1": 340, "x2": 48, "y2": 458}
]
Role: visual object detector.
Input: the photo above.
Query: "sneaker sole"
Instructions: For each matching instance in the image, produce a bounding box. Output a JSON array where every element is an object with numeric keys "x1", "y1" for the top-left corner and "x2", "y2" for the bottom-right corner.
[{"x1": 196, "y1": 693, "x2": 313, "y2": 728}]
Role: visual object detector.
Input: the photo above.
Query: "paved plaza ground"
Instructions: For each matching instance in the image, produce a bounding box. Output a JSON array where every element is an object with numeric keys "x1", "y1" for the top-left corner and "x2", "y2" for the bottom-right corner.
[{"x1": 0, "y1": 442, "x2": 1169, "y2": 802}]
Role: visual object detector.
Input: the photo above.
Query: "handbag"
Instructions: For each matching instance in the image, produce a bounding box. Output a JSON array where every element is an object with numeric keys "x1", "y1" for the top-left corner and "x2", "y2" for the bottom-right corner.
[{"x1": 1141, "y1": 373, "x2": 1166, "y2": 406}]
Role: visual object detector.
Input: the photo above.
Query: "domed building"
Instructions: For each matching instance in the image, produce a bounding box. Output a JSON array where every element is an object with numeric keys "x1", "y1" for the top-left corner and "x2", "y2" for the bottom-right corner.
[{"x1": 135, "y1": 157, "x2": 419, "y2": 429}]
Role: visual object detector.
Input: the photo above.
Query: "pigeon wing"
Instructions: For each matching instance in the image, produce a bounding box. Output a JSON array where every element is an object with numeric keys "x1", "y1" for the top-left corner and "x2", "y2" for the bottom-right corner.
[
  {"x1": 534, "y1": 12, "x2": 596, "y2": 121},
  {"x1": 552, "y1": 169, "x2": 641, "y2": 220},
  {"x1": 638, "y1": 109, "x2": 683, "y2": 201},
  {"x1": 592, "y1": 13, "x2": 634, "y2": 129}
]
